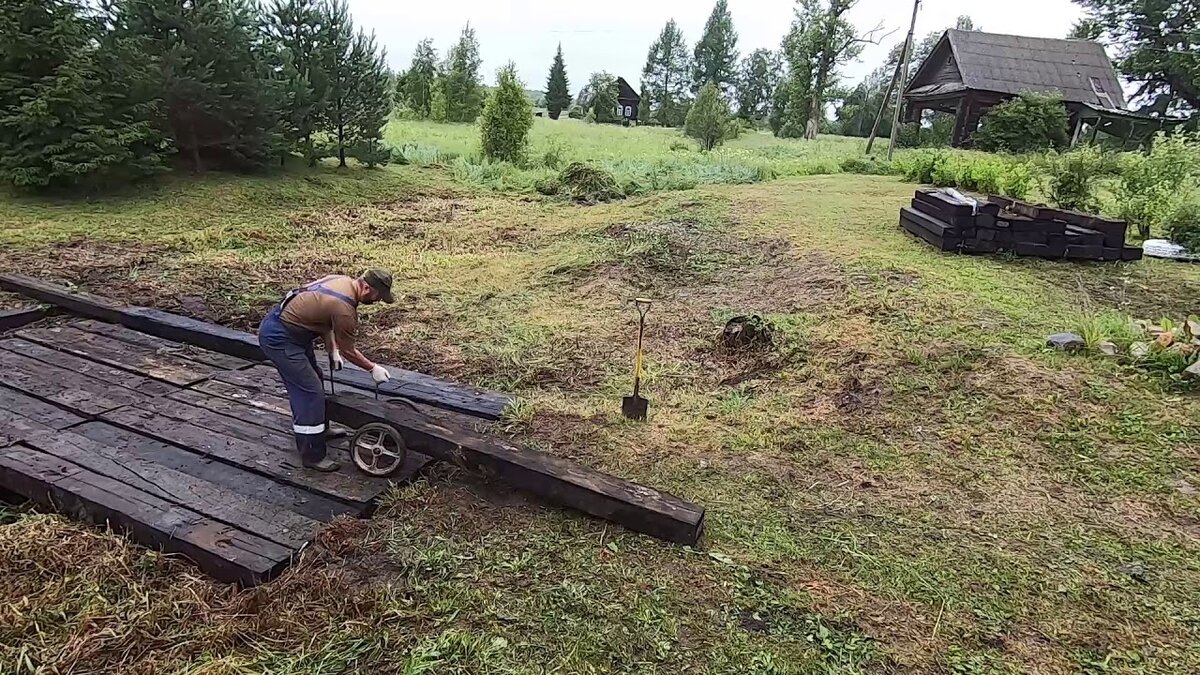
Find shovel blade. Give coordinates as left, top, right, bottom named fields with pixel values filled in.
left=622, top=395, right=649, bottom=421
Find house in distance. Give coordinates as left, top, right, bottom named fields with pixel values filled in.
left=616, top=77, right=640, bottom=125
left=902, top=29, right=1182, bottom=148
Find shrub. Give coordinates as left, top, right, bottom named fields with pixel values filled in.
left=1165, top=195, right=1200, bottom=251
left=1042, top=145, right=1105, bottom=212
left=567, top=104, right=584, bottom=119
left=480, top=65, right=534, bottom=163
left=685, top=82, right=731, bottom=151
left=895, top=150, right=945, bottom=184
left=1116, top=132, right=1200, bottom=238
left=975, top=92, right=1070, bottom=153
left=1000, top=163, right=1034, bottom=200
left=840, top=156, right=892, bottom=176
left=558, top=162, right=623, bottom=202
left=669, top=140, right=693, bottom=152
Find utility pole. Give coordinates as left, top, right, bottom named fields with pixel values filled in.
left=886, top=0, right=921, bottom=161
left=865, top=58, right=903, bottom=155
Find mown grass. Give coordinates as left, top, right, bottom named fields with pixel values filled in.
left=2, top=155, right=1200, bottom=673
left=386, top=117, right=880, bottom=194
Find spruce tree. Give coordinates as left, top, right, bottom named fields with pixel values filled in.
left=544, top=44, right=571, bottom=120
left=686, top=81, right=731, bottom=150
left=0, top=0, right=165, bottom=189
left=401, top=38, right=438, bottom=118
left=692, top=0, right=739, bottom=96
left=348, top=30, right=393, bottom=167
left=736, top=48, right=780, bottom=121
left=269, top=0, right=326, bottom=165
left=640, top=19, right=691, bottom=126
left=115, top=0, right=283, bottom=172
left=481, top=64, right=533, bottom=162
left=317, top=0, right=354, bottom=166
left=443, top=23, right=484, bottom=123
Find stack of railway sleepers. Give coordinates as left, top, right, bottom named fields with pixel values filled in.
left=899, top=189, right=1143, bottom=262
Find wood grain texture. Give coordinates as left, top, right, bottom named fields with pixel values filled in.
left=0, top=275, right=513, bottom=419
left=0, top=348, right=151, bottom=415
left=0, top=337, right=176, bottom=397
left=327, top=392, right=705, bottom=545
left=70, top=319, right=254, bottom=370
left=17, top=324, right=219, bottom=385
left=0, top=444, right=292, bottom=585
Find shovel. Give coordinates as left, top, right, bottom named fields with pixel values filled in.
left=622, top=298, right=653, bottom=421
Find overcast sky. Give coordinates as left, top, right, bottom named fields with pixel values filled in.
left=347, top=0, right=1086, bottom=94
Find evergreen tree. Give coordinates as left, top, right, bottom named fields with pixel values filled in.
left=481, top=64, right=533, bottom=162
left=317, top=0, right=354, bottom=166
left=401, top=38, right=438, bottom=118
left=692, top=0, right=739, bottom=96
left=429, top=77, right=448, bottom=122
left=443, top=23, right=484, bottom=123
left=544, top=44, right=571, bottom=120
left=686, top=81, right=731, bottom=150
left=269, top=0, right=326, bottom=165
left=640, top=19, right=691, bottom=126
left=0, top=0, right=166, bottom=189
left=115, top=0, right=284, bottom=171
left=735, top=48, right=781, bottom=121
left=347, top=30, right=392, bottom=167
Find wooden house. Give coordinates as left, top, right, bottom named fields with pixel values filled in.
left=616, top=77, right=640, bottom=124
left=902, top=29, right=1178, bottom=147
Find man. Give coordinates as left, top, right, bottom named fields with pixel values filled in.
left=259, top=269, right=395, bottom=472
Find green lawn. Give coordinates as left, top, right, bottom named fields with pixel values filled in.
left=2, top=152, right=1200, bottom=673
left=386, top=117, right=883, bottom=193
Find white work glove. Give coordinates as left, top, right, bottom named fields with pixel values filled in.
left=332, top=351, right=344, bottom=371
left=370, top=364, right=391, bottom=384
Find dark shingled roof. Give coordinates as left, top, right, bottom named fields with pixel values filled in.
left=909, top=29, right=1126, bottom=109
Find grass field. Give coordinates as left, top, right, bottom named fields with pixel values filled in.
left=3, top=146, right=1200, bottom=673
left=386, top=117, right=880, bottom=193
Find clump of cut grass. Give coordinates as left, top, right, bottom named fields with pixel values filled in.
left=558, top=162, right=623, bottom=203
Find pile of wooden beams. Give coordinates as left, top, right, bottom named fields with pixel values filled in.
left=900, top=189, right=1143, bottom=262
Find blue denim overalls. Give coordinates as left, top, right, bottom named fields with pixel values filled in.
left=258, top=279, right=357, bottom=464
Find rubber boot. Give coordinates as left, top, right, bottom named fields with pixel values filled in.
left=304, top=457, right=341, bottom=472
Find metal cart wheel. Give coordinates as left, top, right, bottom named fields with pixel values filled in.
left=349, top=422, right=408, bottom=477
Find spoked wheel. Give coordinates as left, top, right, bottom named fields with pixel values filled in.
left=349, top=423, right=408, bottom=477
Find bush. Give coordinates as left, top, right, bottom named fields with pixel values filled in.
left=1165, top=195, right=1200, bottom=251
left=685, top=82, right=731, bottom=151
left=480, top=64, right=534, bottom=163
left=1042, top=145, right=1105, bottom=212
left=840, top=156, right=893, bottom=176
left=558, top=162, right=623, bottom=202
left=540, top=136, right=569, bottom=169
left=975, top=92, right=1070, bottom=153
left=567, top=104, right=584, bottom=119
left=1116, top=132, right=1200, bottom=238
left=1001, top=163, right=1034, bottom=200
left=894, top=150, right=945, bottom=184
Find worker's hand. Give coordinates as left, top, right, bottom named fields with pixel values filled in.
left=332, top=351, right=344, bottom=371
left=370, top=364, right=391, bottom=384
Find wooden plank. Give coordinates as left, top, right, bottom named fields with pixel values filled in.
left=167, top=386, right=356, bottom=441
left=1121, top=246, right=1144, bottom=261
left=0, top=307, right=49, bottom=332
left=190, top=378, right=295, bottom=417
left=18, top=428, right=321, bottom=549
left=100, top=405, right=389, bottom=506
left=0, top=274, right=512, bottom=420
left=326, top=392, right=706, bottom=545
left=17, top=324, right=218, bottom=386
left=0, top=386, right=84, bottom=430
left=910, top=199, right=973, bottom=231
left=0, top=349, right=150, bottom=415
left=900, top=210, right=962, bottom=252
left=210, top=365, right=485, bottom=432
left=70, top=319, right=254, bottom=370
left=72, top=422, right=358, bottom=522
left=0, top=444, right=291, bottom=585
left=0, top=337, right=176, bottom=397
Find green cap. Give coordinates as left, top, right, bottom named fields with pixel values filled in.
left=361, top=268, right=395, bottom=303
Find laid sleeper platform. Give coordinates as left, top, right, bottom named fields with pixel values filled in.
left=0, top=316, right=428, bottom=585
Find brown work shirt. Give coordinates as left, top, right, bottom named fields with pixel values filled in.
left=279, top=275, right=359, bottom=353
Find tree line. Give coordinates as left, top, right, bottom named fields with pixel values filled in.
left=0, top=0, right=392, bottom=191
